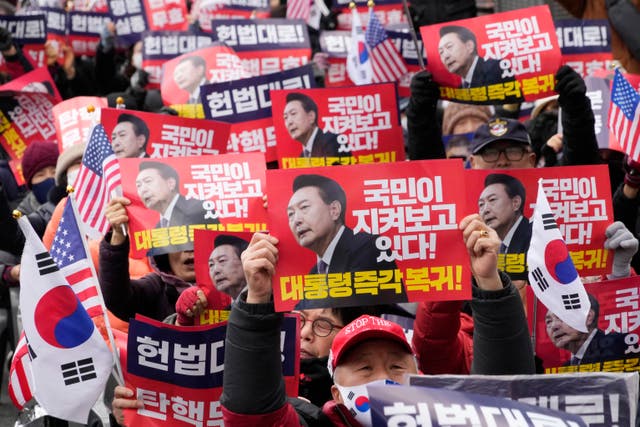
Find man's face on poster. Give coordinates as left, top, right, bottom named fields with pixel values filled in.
left=438, top=32, right=475, bottom=76
left=287, top=185, right=341, bottom=254
left=112, top=121, right=146, bottom=158
left=283, top=100, right=316, bottom=144
left=478, top=183, right=520, bottom=236
left=173, top=58, right=206, bottom=93
left=208, top=244, right=245, bottom=297
left=545, top=311, right=585, bottom=351
left=136, top=167, right=176, bottom=213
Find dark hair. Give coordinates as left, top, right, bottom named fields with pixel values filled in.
left=213, top=234, right=249, bottom=259
left=292, top=174, right=346, bottom=224
left=117, top=113, right=150, bottom=147
left=587, top=293, right=599, bottom=330
left=139, top=161, right=180, bottom=188
left=439, top=25, right=478, bottom=55
left=483, top=173, right=526, bottom=214
left=285, top=92, right=318, bottom=126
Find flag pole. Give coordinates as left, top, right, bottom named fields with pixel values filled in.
left=400, top=0, right=424, bottom=69
left=67, top=188, right=125, bottom=386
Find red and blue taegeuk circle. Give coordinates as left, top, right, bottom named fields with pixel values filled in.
left=34, top=286, right=94, bottom=348
left=544, top=239, right=578, bottom=284
left=355, top=395, right=370, bottom=412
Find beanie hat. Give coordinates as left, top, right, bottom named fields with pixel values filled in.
left=55, top=142, right=86, bottom=185
left=21, top=141, right=59, bottom=188
left=442, top=102, right=493, bottom=136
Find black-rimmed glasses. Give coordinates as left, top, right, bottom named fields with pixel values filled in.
left=298, top=313, right=343, bottom=337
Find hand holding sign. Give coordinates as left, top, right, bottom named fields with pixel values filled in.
left=459, top=213, right=502, bottom=291
left=243, top=233, right=279, bottom=304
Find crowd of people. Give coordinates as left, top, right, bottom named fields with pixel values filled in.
left=0, top=0, right=639, bottom=426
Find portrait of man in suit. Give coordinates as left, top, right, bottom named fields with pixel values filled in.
left=287, top=174, right=407, bottom=308
left=478, top=173, right=531, bottom=256
left=208, top=234, right=249, bottom=301
left=545, top=294, right=629, bottom=366
left=173, top=55, right=207, bottom=104
left=111, top=113, right=150, bottom=159
left=438, top=25, right=516, bottom=89
left=135, top=161, right=219, bottom=231
left=283, top=92, right=351, bottom=159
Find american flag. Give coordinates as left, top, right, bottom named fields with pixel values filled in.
left=50, top=197, right=105, bottom=318
left=609, top=68, right=640, bottom=161
left=365, top=9, right=408, bottom=83
left=73, top=124, right=121, bottom=237
left=286, top=0, right=312, bottom=21
left=8, top=333, right=34, bottom=410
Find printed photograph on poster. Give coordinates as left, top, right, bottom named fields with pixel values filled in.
left=119, top=153, right=267, bottom=258
left=266, top=159, right=470, bottom=312
left=531, top=276, right=640, bottom=373
left=101, top=107, right=230, bottom=158
left=420, top=5, right=561, bottom=104
left=464, top=164, right=613, bottom=280
left=270, top=83, right=405, bottom=169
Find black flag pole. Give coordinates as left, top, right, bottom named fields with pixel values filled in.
left=400, top=0, right=425, bottom=70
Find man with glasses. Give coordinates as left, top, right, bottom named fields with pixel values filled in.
left=468, top=118, right=536, bottom=169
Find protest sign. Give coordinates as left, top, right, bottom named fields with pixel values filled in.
left=101, top=107, right=230, bottom=158
left=107, top=0, right=188, bottom=45
left=142, top=31, right=213, bottom=89
left=0, top=14, right=46, bottom=45
left=0, top=67, right=62, bottom=104
left=160, top=44, right=251, bottom=106
left=420, top=5, right=561, bottom=104
left=267, top=159, right=469, bottom=312
left=0, top=92, right=57, bottom=160
left=334, top=0, right=408, bottom=31
left=408, top=372, right=638, bottom=427
left=53, top=96, right=108, bottom=151
left=192, top=0, right=270, bottom=31
left=67, top=10, right=112, bottom=57
left=271, top=83, right=405, bottom=168
left=201, top=65, right=315, bottom=163
left=119, top=153, right=267, bottom=258
left=210, top=19, right=311, bottom=77
left=368, top=384, right=587, bottom=426
left=124, top=314, right=299, bottom=426
left=556, top=19, right=615, bottom=78
left=532, top=276, right=640, bottom=374
left=464, top=164, right=613, bottom=280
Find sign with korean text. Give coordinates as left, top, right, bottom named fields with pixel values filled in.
left=334, top=0, right=408, bottom=31
left=119, top=153, right=267, bottom=258
left=124, top=315, right=299, bottom=426
left=271, top=84, right=405, bottom=168
left=52, top=96, right=109, bottom=151
left=0, top=67, right=62, bottom=104
left=67, top=10, right=112, bottom=56
left=101, top=107, right=230, bottom=158
left=192, top=0, right=270, bottom=31
left=532, top=277, right=640, bottom=374
left=267, top=159, right=470, bottom=312
left=464, top=165, right=613, bottom=280
left=420, top=5, right=561, bottom=104
left=556, top=19, right=614, bottom=78
left=210, top=19, right=311, bottom=77
left=0, top=14, right=46, bottom=45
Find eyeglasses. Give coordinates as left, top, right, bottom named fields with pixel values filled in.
left=298, top=313, right=343, bottom=337
left=479, top=146, right=528, bottom=162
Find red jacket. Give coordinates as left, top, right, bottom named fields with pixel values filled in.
left=223, top=400, right=360, bottom=427
left=412, top=300, right=474, bottom=375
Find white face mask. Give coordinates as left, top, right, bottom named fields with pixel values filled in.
left=66, top=168, right=79, bottom=187
left=131, top=52, right=143, bottom=69
left=335, top=379, right=398, bottom=427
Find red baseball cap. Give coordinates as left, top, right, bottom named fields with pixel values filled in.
left=327, top=315, right=413, bottom=375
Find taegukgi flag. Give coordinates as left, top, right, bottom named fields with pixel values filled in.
left=346, top=6, right=373, bottom=85
left=527, top=179, right=591, bottom=332
left=17, top=215, right=113, bottom=424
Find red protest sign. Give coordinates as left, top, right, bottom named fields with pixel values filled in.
left=160, top=44, right=250, bottom=106
left=227, top=118, right=278, bottom=163
left=143, top=0, right=189, bottom=32
left=270, top=84, right=405, bottom=169
left=0, top=92, right=57, bottom=160
left=531, top=276, right=640, bottom=373
left=464, top=165, right=613, bottom=280
left=119, top=153, right=267, bottom=258
left=420, top=5, right=561, bottom=104
left=0, top=67, right=62, bottom=104
left=266, top=159, right=470, bottom=312
left=52, top=96, right=108, bottom=151
left=101, top=108, right=230, bottom=158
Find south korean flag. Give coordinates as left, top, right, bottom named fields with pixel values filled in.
left=527, top=179, right=591, bottom=332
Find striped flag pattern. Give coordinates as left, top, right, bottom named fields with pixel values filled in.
left=73, top=124, right=121, bottom=238
left=50, top=197, right=105, bottom=318
left=286, top=0, right=312, bottom=20
left=8, top=333, right=34, bottom=410
left=365, top=9, right=408, bottom=83
left=608, top=69, right=640, bottom=161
